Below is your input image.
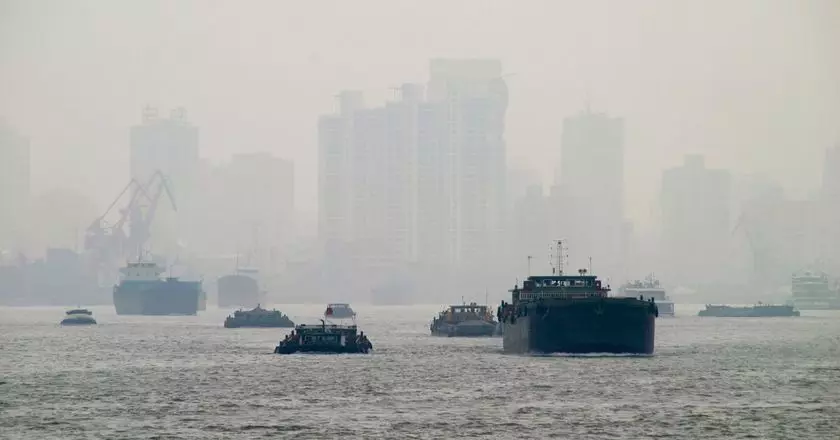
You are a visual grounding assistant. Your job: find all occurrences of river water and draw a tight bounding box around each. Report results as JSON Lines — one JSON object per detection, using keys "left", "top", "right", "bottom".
{"left": 1, "top": 304, "right": 838, "bottom": 439}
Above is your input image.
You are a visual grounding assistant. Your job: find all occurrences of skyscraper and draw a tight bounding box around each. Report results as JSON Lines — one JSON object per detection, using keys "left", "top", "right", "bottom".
{"left": 555, "top": 109, "right": 624, "bottom": 277}
{"left": 660, "top": 155, "right": 731, "bottom": 285}
{"left": 318, "top": 91, "right": 363, "bottom": 253}
{"left": 129, "top": 106, "right": 199, "bottom": 251}
{"left": 0, "top": 120, "right": 30, "bottom": 251}
{"left": 421, "top": 59, "right": 508, "bottom": 270}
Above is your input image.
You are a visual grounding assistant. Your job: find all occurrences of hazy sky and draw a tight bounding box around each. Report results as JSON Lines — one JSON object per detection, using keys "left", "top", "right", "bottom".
{"left": 2, "top": 0, "right": 838, "bottom": 228}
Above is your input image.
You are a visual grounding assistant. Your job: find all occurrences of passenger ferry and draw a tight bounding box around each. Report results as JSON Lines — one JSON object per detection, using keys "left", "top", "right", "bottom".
{"left": 620, "top": 274, "right": 675, "bottom": 317}
{"left": 274, "top": 320, "right": 372, "bottom": 354}
{"left": 60, "top": 308, "right": 97, "bottom": 325}
{"left": 791, "top": 270, "right": 840, "bottom": 310}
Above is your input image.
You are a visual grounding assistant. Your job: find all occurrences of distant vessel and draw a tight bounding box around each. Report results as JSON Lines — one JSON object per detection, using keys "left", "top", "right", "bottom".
{"left": 60, "top": 308, "right": 97, "bottom": 326}
{"left": 698, "top": 304, "right": 800, "bottom": 317}
{"left": 325, "top": 303, "right": 356, "bottom": 319}
{"left": 620, "top": 275, "right": 675, "bottom": 317}
{"left": 274, "top": 320, "right": 373, "bottom": 354}
{"left": 113, "top": 260, "right": 203, "bottom": 315}
{"left": 224, "top": 304, "right": 295, "bottom": 328}
{"left": 430, "top": 303, "right": 498, "bottom": 337}
{"left": 217, "top": 267, "right": 265, "bottom": 308}
{"left": 499, "top": 240, "right": 658, "bottom": 354}
{"left": 790, "top": 271, "right": 840, "bottom": 310}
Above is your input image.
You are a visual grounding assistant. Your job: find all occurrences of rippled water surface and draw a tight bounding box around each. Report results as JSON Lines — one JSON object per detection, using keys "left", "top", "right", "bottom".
{"left": 1, "top": 304, "right": 839, "bottom": 439}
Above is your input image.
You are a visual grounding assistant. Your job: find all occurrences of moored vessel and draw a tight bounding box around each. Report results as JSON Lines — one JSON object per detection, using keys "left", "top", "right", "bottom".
{"left": 274, "top": 320, "right": 373, "bottom": 354}
{"left": 620, "top": 274, "right": 675, "bottom": 317}
{"left": 224, "top": 304, "right": 295, "bottom": 328}
{"left": 113, "top": 260, "right": 203, "bottom": 315}
{"left": 499, "top": 240, "right": 658, "bottom": 355}
{"left": 790, "top": 271, "right": 840, "bottom": 310}
{"left": 60, "top": 308, "right": 97, "bottom": 325}
{"left": 430, "top": 302, "right": 498, "bottom": 337}
{"left": 217, "top": 267, "right": 265, "bottom": 308}
{"left": 698, "top": 303, "right": 800, "bottom": 317}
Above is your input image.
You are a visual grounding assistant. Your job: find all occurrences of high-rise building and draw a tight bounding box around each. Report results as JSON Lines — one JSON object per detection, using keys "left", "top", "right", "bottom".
{"left": 129, "top": 106, "right": 199, "bottom": 251}
{"left": 422, "top": 59, "right": 508, "bottom": 270}
{"left": 0, "top": 120, "right": 30, "bottom": 251}
{"left": 201, "top": 153, "right": 294, "bottom": 267}
{"left": 554, "top": 109, "right": 624, "bottom": 277}
{"left": 660, "top": 155, "right": 731, "bottom": 285}
{"left": 318, "top": 91, "right": 363, "bottom": 252}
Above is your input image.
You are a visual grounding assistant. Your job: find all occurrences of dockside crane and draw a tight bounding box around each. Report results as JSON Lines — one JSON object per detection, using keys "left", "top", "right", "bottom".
{"left": 84, "top": 170, "right": 177, "bottom": 267}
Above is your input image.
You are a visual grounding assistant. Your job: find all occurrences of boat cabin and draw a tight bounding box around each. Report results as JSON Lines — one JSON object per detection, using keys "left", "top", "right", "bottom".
{"left": 510, "top": 270, "right": 610, "bottom": 301}
{"left": 294, "top": 323, "right": 359, "bottom": 347}
{"left": 440, "top": 303, "right": 492, "bottom": 322}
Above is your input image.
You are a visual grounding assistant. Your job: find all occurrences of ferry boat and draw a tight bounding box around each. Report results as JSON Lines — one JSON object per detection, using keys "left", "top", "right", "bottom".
{"left": 620, "top": 275, "right": 675, "bottom": 317}
{"left": 430, "top": 302, "right": 498, "bottom": 337}
{"left": 113, "top": 260, "right": 203, "bottom": 315}
{"left": 60, "top": 308, "right": 97, "bottom": 325}
{"left": 274, "top": 320, "right": 373, "bottom": 354}
{"left": 325, "top": 303, "right": 356, "bottom": 319}
{"left": 224, "top": 304, "right": 295, "bottom": 328}
{"left": 698, "top": 303, "right": 800, "bottom": 317}
{"left": 790, "top": 271, "right": 840, "bottom": 310}
{"left": 499, "top": 240, "right": 658, "bottom": 355}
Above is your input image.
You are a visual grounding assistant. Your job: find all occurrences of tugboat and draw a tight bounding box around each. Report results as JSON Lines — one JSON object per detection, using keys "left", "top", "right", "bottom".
{"left": 430, "top": 302, "right": 498, "bottom": 337}
{"left": 499, "top": 240, "right": 658, "bottom": 355}
{"left": 60, "top": 308, "right": 97, "bottom": 326}
{"left": 325, "top": 303, "right": 356, "bottom": 319}
{"left": 790, "top": 270, "right": 840, "bottom": 310}
{"left": 698, "top": 303, "right": 800, "bottom": 317}
{"left": 274, "top": 320, "right": 373, "bottom": 354}
{"left": 224, "top": 304, "right": 295, "bottom": 328}
{"left": 620, "top": 274, "right": 675, "bottom": 317}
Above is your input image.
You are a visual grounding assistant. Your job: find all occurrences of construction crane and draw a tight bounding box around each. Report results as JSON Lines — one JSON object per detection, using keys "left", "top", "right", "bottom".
{"left": 84, "top": 170, "right": 177, "bottom": 266}
{"left": 127, "top": 170, "right": 177, "bottom": 255}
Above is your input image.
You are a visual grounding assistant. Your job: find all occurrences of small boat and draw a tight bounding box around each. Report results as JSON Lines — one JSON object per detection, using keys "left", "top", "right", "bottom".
{"left": 698, "top": 303, "right": 800, "bottom": 317}
{"left": 274, "top": 320, "right": 373, "bottom": 354}
{"left": 325, "top": 303, "right": 356, "bottom": 319}
{"left": 61, "top": 308, "right": 97, "bottom": 325}
{"left": 224, "top": 304, "right": 295, "bottom": 328}
{"left": 430, "top": 302, "right": 498, "bottom": 337}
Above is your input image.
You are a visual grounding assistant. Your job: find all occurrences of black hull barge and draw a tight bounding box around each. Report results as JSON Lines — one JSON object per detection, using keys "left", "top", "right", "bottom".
{"left": 499, "top": 241, "right": 658, "bottom": 355}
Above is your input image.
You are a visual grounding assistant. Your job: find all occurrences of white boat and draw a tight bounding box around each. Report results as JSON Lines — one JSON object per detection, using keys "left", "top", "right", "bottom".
{"left": 325, "top": 303, "right": 356, "bottom": 319}
{"left": 60, "top": 308, "right": 97, "bottom": 325}
{"left": 620, "top": 275, "right": 675, "bottom": 317}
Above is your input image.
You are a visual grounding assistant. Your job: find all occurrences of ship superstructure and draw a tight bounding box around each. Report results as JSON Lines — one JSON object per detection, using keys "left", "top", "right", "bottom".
{"left": 790, "top": 271, "right": 840, "bottom": 310}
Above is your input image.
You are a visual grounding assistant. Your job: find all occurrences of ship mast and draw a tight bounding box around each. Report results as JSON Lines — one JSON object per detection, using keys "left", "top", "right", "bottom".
{"left": 550, "top": 240, "right": 566, "bottom": 275}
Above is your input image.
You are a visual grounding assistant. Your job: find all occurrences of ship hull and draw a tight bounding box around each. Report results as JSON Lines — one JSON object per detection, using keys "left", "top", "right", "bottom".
{"left": 502, "top": 298, "right": 656, "bottom": 355}
{"left": 217, "top": 274, "right": 262, "bottom": 308}
{"left": 698, "top": 307, "right": 799, "bottom": 317}
{"left": 113, "top": 280, "right": 202, "bottom": 315}
{"left": 431, "top": 320, "right": 497, "bottom": 337}
{"left": 791, "top": 300, "right": 840, "bottom": 310}
{"left": 224, "top": 319, "right": 294, "bottom": 328}
{"left": 657, "top": 301, "right": 676, "bottom": 317}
